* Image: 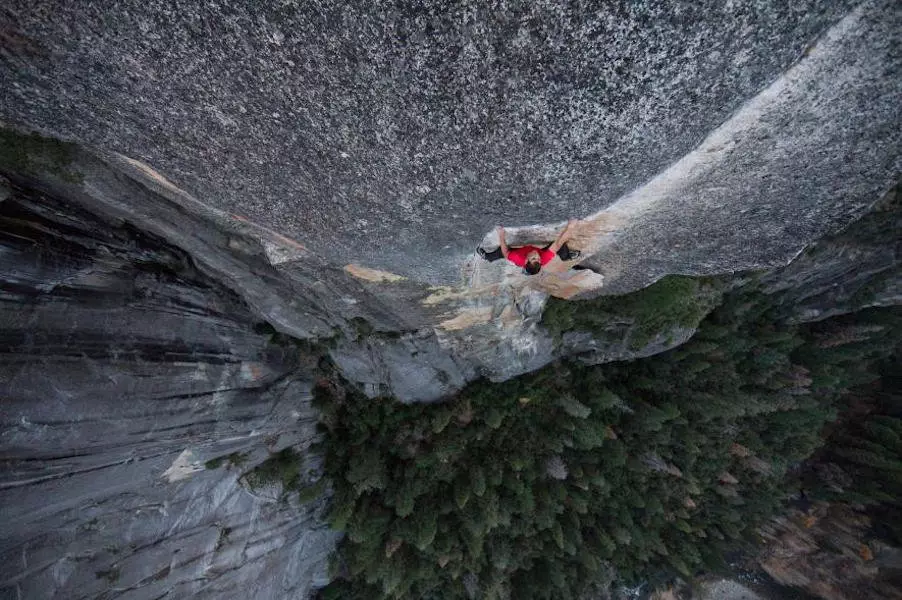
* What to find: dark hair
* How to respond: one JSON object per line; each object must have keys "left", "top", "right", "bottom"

{"left": 524, "top": 261, "right": 541, "bottom": 275}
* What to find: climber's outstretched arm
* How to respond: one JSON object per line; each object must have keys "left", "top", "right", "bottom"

{"left": 497, "top": 226, "right": 510, "bottom": 258}
{"left": 548, "top": 219, "right": 577, "bottom": 254}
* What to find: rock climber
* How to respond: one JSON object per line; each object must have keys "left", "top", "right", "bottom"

{"left": 478, "top": 219, "right": 581, "bottom": 275}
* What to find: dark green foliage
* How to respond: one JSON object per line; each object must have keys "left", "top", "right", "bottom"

{"left": 244, "top": 448, "right": 304, "bottom": 497}
{"left": 205, "top": 452, "right": 248, "bottom": 470}
{"left": 807, "top": 349, "right": 902, "bottom": 544}
{"left": 316, "top": 280, "right": 900, "bottom": 599}
{"left": 0, "top": 127, "right": 83, "bottom": 183}
{"left": 350, "top": 316, "right": 374, "bottom": 339}
{"left": 254, "top": 320, "right": 335, "bottom": 355}
{"left": 228, "top": 451, "right": 249, "bottom": 468}
{"left": 296, "top": 479, "right": 327, "bottom": 503}
{"left": 95, "top": 567, "right": 120, "bottom": 584}
{"left": 542, "top": 275, "right": 723, "bottom": 348}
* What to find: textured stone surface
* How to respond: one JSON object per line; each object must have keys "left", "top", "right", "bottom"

{"left": 5, "top": 0, "right": 898, "bottom": 286}
{"left": 758, "top": 182, "right": 902, "bottom": 324}
{"left": 0, "top": 135, "right": 555, "bottom": 400}
{"left": 545, "top": 177, "right": 902, "bottom": 366}
{"left": 330, "top": 329, "right": 477, "bottom": 403}
{"left": 0, "top": 182, "right": 339, "bottom": 600}
{"left": 694, "top": 579, "right": 765, "bottom": 600}
{"left": 562, "top": 325, "right": 699, "bottom": 366}
{"left": 579, "top": 0, "right": 902, "bottom": 293}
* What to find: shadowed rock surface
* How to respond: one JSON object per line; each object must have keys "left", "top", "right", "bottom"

{"left": 0, "top": 180, "right": 340, "bottom": 600}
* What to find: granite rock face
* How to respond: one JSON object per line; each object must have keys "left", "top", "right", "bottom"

{"left": 576, "top": 0, "right": 902, "bottom": 293}
{"left": 0, "top": 181, "right": 340, "bottom": 600}
{"left": 758, "top": 182, "right": 902, "bottom": 325}
{"left": 554, "top": 180, "right": 902, "bottom": 366}
{"left": 3, "top": 0, "right": 899, "bottom": 286}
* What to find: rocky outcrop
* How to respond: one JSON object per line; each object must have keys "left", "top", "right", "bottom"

{"left": 0, "top": 138, "right": 482, "bottom": 402}
{"left": 1, "top": 0, "right": 899, "bottom": 287}
{"left": 5, "top": 129, "right": 899, "bottom": 600}
{"left": 0, "top": 135, "right": 695, "bottom": 402}
{"left": 0, "top": 178, "right": 339, "bottom": 599}
{"left": 758, "top": 182, "right": 902, "bottom": 324}
{"left": 757, "top": 502, "right": 902, "bottom": 600}
{"left": 650, "top": 579, "right": 766, "bottom": 600}
{"left": 546, "top": 179, "right": 902, "bottom": 366}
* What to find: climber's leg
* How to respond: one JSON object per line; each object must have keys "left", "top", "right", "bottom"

{"left": 554, "top": 242, "right": 581, "bottom": 261}
{"left": 477, "top": 246, "right": 505, "bottom": 262}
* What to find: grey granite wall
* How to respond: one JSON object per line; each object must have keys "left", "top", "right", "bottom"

{"left": 0, "top": 182, "right": 339, "bottom": 599}
{"left": 580, "top": 0, "right": 902, "bottom": 293}
{"left": 5, "top": 0, "right": 897, "bottom": 284}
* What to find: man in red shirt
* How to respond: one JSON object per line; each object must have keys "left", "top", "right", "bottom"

{"left": 479, "top": 219, "right": 579, "bottom": 275}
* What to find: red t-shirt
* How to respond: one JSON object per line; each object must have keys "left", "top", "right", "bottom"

{"left": 506, "top": 245, "right": 556, "bottom": 267}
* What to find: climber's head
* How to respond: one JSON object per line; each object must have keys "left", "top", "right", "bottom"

{"left": 524, "top": 252, "right": 542, "bottom": 275}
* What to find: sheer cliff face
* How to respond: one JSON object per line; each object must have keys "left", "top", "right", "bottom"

{"left": 0, "top": 158, "right": 898, "bottom": 600}
{"left": 2, "top": 0, "right": 900, "bottom": 285}
{"left": 0, "top": 182, "right": 339, "bottom": 600}
{"left": 1, "top": 1, "right": 902, "bottom": 599}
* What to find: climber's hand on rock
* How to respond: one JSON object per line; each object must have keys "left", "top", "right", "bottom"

{"left": 497, "top": 226, "right": 509, "bottom": 257}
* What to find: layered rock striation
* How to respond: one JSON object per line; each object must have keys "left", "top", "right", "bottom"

{"left": 0, "top": 177, "right": 340, "bottom": 599}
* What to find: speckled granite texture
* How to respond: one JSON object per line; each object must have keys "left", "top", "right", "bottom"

{"left": 4, "top": 0, "right": 898, "bottom": 285}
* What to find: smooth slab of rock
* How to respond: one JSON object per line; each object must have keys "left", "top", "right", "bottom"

{"left": 4, "top": 0, "right": 897, "bottom": 286}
